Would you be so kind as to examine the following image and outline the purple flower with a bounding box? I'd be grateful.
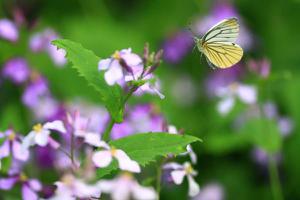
[35,146,55,168]
[29,29,66,67]
[248,58,271,78]
[215,82,257,115]
[111,122,135,140]
[48,174,101,199]
[164,162,200,197]
[251,148,282,166]
[98,172,157,200]
[22,76,49,108]
[98,48,142,86]
[162,30,194,63]
[0,19,19,42]
[2,58,30,84]
[205,65,243,98]
[0,173,42,200]
[193,183,224,200]
[194,1,252,51]
[0,129,29,162]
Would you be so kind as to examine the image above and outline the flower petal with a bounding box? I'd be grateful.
[98,58,112,70]
[97,180,115,193]
[34,130,50,146]
[43,120,66,133]
[12,141,29,161]
[0,177,18,190]
[132,182,157,200]
[171,170,186,185]
[0,140,10,159]
[92,150,112,168]
[163,162,183,170]
[187,145,197,164]
[22,184,39,200]
[22,131,36,150]
[237,84,257,104]
[187,175,200,197]
[84,133,108,148]
[114,150,141,173]
[104,62,124,86]
[217,97,235,115]
[28,179,42,191]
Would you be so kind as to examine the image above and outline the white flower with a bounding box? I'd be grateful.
[98,172,157,200]
[48,174,101,200]
[164,162,200,197]
[22,120,66,149]
[85,136,140,173]
[98,48,142,86]
[216,82,257,115]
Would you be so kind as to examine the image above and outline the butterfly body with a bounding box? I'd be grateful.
[195,18,243,69]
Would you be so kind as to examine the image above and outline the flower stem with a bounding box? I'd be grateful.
[70,132,75,165]
[102,118,115,141]
[102,86,138,142]
[268,157,284,200]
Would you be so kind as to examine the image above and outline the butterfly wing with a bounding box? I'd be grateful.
[201,18,243,68]
[202,42,243,69]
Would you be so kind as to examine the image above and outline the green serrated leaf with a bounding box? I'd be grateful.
[51,39,124,122]
[96,133,201,178]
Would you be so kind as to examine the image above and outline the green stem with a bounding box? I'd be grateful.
[102,118,115,142]
[102,86,138,142]
[268,157,284,200]
[156,164,162,200]
[70,132,75,164]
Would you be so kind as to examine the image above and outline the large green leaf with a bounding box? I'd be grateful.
[96,133,201,178]
[52,39,124,122]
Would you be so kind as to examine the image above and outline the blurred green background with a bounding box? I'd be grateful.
[1,0,300,199]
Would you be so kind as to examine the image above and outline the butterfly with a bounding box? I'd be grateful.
[194,17,243,69]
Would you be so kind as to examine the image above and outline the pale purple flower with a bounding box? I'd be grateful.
[163,30,194,63]
[0,129,29,162]
[205,66,243,98]
[29,29,66,66]
[2,58,30,84]
[48,174,101,200]
[111,122,135,140]
[98,48,142,86]
[215,82,257,115]
[248,58,271,78]
[128,104,164,133]
[22,76,49,108]
[194,1,252,51]
[164,162,200,197]
[22,120,66,149]
[251,148,282,166]
[87,138,140,173]
[66,101,109,133]
[0,173,42,200]
[98,172,157,200]
[263,102,294,137]
[0,19,19,42]
[193,183,224,200]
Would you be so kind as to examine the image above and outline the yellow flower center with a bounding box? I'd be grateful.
[110,147,117,156]
[185,164,194,175]
[112,51,121,60]
[122,172,133,180]
[33,123,43,133]
[61,174,74,186]
[8,132,16,141]
[19,173,28,182]
[229,82,239,92]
